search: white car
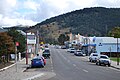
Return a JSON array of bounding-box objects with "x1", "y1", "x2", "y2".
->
[
  {"x1": 96, "y1": 55, "x2": 111, "y2": 67},
  {"x1": 67, "y1": 48, "x2": 76, "y2": 53},
  {"x1": 89, "y1": 53, "x2": 99, "y2": 62},
  {"x1": 74, "y1": 50, "x2": 86, "y2": 56}
]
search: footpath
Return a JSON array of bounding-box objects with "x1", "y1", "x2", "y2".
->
[
  {"x1": 0, "y1": 49, "x2": 44, "y2": 80},
  {"x1": 0, "y1": 58, "x2": 44, "y2": 80},
  {"x1": 110, "y1": 60, "x2": 120, "y2": 69}
]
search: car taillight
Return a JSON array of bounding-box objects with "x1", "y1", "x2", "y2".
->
[{"x1": 32, "y1": 61, "x2": 34, "y2": 64}]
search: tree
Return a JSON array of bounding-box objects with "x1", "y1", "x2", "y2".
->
[
  {"x1": 0, "y1": 32, "x2": 14, "y2": 62},
  {"x1": 7, "y1": 29, "x2": 26, "y2": 53},
  {"x1": 108, "y1": 27, "x2": 120, "y2": 38},
  {"x1": 58, "y1": 34, "x2": 69, "y2": 45}
]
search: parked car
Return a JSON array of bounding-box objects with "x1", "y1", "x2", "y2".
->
[
  {"x1": 41, "y1": 56, "x2": 46, "y2": 65},
  {"x1": 31, "y1": 57, "x2": 44, "y2": 68},
  {"x1": 61, "y1": 46, "x2": 66, "y2": 49},
  {"x1": 42, "y1": 49, "x2": 50, "y2": 59},
  {"x1": 74, "y1": 50, "x2": 86, "y2": 56},
  {"x1": 96, "y1": 55, "x2": 111, "y2": 67},
  {"x1": 89, "y1": 53, "x2": 99, "y2": 62},
  {"x1": 67, "y1": 48, "x2": 76, "y2": 53}
]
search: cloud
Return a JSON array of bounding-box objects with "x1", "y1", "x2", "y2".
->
[{"x1": 1, "y1": 0, "x2": 120, "y2": 27}]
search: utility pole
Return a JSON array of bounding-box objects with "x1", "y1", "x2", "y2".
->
[
  {"x1": 35, "y1": 30, "x2": 39, "y2": 55},
  {"x1": 117, "y1": 38, "x2": 119, "y2": 65},
  {"x1": 26, "y1": 32, "x2": 28, "y2": 65},
  {"x1": 105, "y1": 25, "x2": 108, "y2": 36}
]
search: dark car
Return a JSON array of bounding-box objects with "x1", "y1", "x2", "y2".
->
[
  {"x1": 31, "y1": 57, "x2": 44, "y2": 68},
  {"x1": 42, "y1": 49, "x2": 50, "y2": 59}
]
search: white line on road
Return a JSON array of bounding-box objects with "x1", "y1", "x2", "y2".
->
[
  {"x1": 22, "y1": 73, "x2": 44, "y2": 80},
  {"x1": 73, "y1": 64, "x2": 77, "y2": 67},
  {"x1": 67, "y1": 60, "x2": 70, "y2": 63},
  {"x1": 50, "y1": 56, "x2": 54, "y2": 72},
  {"x1": 83, "y1": 69, "x2": 88, "y2": 73}
]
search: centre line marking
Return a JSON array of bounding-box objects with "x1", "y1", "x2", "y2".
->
[
  {"x1": 83, "y1": 69, "x2": 88, "y2": 73},
  {"x1": 73, "y1": 64, "x2": 76, "y2": 67}
]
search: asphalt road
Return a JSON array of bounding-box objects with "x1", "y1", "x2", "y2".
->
[
  {"x1": 47, "y1": 46, "x2": 120, "y2": 80},
  {"x1": 27, "y1": 46, "x2": 120, "y2": 80}
]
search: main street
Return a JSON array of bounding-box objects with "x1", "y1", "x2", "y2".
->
[{"x1": 27, "y1": 46, "x2": 120, "y2": 80}]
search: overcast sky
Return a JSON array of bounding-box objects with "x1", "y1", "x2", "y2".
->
[{"x1": 0, "y1": 0, "x2": 120, "y2": 27}]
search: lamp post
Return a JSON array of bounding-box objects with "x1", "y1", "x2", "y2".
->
[
  {"x1": 26, "y1": 32, "x2": 28, "y2": 65},
  {"x1": 117, "y1": 38, "x2": 119, "y2": 65}
]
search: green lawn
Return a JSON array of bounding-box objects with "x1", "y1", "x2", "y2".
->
[{"x1": 110, "y1": 57, "x2": 120, "y2": 62}]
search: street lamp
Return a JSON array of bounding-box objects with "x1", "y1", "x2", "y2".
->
[
  {"x1": 26, "y1": 32, "x2": 28, "y2": 65},
  {"x1": 116, "y1": 38, "x2": 119, "y2": 65},
  {"x1": 111, "y1": 34, "x2": 119, "y2": 65}
]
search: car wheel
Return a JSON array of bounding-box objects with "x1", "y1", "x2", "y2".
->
[
  {"x1": 108, "y1": 64, "x2": 111, "y2": 67},
  {"x1": 96, "y1": 62, "x2": 98, "y2": 65},
  {"x1": 99, "y1": 63, "x2": 101, "y2": 66}
]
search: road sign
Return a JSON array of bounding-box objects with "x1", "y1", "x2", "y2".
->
[{"x1": 16, "y1": 42, "x2": 19, "y2": 46}]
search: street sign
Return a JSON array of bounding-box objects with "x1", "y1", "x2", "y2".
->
[{"x1": 16, "y1": 42, "x2": 19, "y2": 46}]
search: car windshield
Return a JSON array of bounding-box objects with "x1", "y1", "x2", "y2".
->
[
  {"x1": 100, "y1": 56, "x2": 108, "y2": 59},
  {"x1": 71, "y1": 49, "x2": 75, "y2": 50}
]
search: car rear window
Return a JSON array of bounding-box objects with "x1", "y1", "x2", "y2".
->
[
  {"x1": 44, "y1": 50, "x2": 50, "y2": 53},
  {"x1": 71, "y1": 49, "x2": 75, "y2": 50},
  {"x1": 93, "y1": 54, "x2": 98, "y2": 56},
  {"x1": 32, "y1": 58, "x2": 41, "y2": 60}
]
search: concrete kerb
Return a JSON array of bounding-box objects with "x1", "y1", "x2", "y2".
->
[
  {"x1": 111, "y1": 65, "x2": 120, "y2": 70},
  {"x1": 0, "y1": 58, "x2": 25, "y2": 72},
  {"x1": 84, "y1": 56, "x2": 120, "y2": 70},
  {"x1": 0, "y1": 63, "x2": 16, "y2": 72}
]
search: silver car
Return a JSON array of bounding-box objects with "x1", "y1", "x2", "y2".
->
[
  {"x1": 89, "y1": 53, "x2": 98, "y2": 62},
  {"x1": 96, "y1": 55, "x2": 111, "y2": 67}
]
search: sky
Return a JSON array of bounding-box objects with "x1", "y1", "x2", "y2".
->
[{"x1": 0, "y1": 0, "x2": 120, "y2": 27}]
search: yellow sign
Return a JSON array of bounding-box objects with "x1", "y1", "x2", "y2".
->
[{"x1": 40, "y1": 42, "x2": 44, "y2": 44}]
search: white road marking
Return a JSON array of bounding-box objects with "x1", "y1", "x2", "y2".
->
[
  {"x1": 23, "y1": 73, "x2": 44, "y2": 80},
  {"x1": 50, "y1": 56, "x2": 54, "y2": 72},
  {"x1": 73, "y1": 64, "x2": 77, "y2": 67},
  {"x1": 83, "y1": 69, "x2": 88, "y2": 73},
  {"x1": 67, "y1": 60, "x2": 70, "y2": 63}
]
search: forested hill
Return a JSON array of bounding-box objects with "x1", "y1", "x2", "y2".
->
[{"x1": 27, "y1": 7, "x2": 120, "y2": 42}]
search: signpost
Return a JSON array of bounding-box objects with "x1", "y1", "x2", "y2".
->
[{"x1": 15, "y1": 42, "x2": 19, "y2": 72}]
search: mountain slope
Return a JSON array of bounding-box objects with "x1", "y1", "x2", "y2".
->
[{"x1": 26, "y1": 7, "x2": 120, "y2": 42}]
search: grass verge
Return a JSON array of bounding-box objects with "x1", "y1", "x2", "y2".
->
[{"x1": 110, "y1": 57, "x2": 120, "y2": 62}]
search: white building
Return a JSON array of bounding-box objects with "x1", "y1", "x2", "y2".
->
[
  {"x1": 27, "y1": 32, "x2": 36, "y2": 54},
  {"x1": 89, "y1": 37, "x2": 120, "y2": 54}
]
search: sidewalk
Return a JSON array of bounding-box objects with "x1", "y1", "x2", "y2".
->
[
  {"x1": 0, "y1": 58, "x2": 44, "y2": 80},
  {"x1": 110, "y1": 61, "x2": 120, "y2": 69}
]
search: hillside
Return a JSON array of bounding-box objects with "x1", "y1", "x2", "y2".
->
[{"x1": 26, "y1": 7, "x2": 120, "y2": 43}]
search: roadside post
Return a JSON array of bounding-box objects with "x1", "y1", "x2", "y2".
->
[
  {"x1": 117, "y1": 38, "x2": 119, "y2": 65},
  {"x1": 15, "y1": 42, "x2": 19, "y2": 72},
  {"x1": 26, "y1": 32, "x2": 28, "y2": 65}
]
